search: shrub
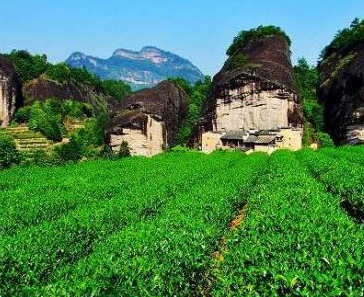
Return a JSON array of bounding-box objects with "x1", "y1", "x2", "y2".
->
[
  {"x1": 169, "y1": 145, "x2": 191, "y2": 152},
  {"x1": 227, "y1": 25, "x2": 291, "y2": 56},
  {"x1": 318, "y1": 132, "x2": 335, "y2": 148},
  {"x1": 0, "y1": 134, "x2": 21, "y2": 169},
  {"x1": 63, "y1": 100, "x2": 93, "y2": 118},
  {"x1": 28, "y1": 101, "x2": 64, "y2": 141},
  {"x1": 320, "y1": 18, "x2": 364, "y2": 59},
  {"x1": 13, "y1": 106, "x2": 31, "y2": 123},
  {"x1": 118, "y1": 141, "x2": 131, "y2": 158},
  {"x1": 53, "y1": 135, "x2": 84, "y2": 163}
]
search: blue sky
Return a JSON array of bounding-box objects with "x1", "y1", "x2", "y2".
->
[{"x1": 0, "y1": 0, "x2": 363, "y2": 75}]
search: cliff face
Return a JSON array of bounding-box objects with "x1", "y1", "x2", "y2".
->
[
  {"x1": 23, "y1": 77, "x2": 117, "y2": 115},
  {"x1": 318, "y1": 43, "x2": 364, "y2": 144},
  {"x1": 202, "y1": 35, "x2": 302, "y2": 133},
  {"x1": 0, "y1": 55, "x2": 22, "y2": 127},
  {"x1": 107, "y1": 81, "x2": 188, "y2": 156}
]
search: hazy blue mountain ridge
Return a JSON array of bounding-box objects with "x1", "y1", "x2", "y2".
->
[{"x1": 66, "y1": 46, "x2": 204, "y2": 90}]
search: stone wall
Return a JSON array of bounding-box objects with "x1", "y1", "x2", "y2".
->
[
  {"x1": 201, "y1": 132, "x2": 222, "y2": 153},
  {"x1": 277, "y1": 128, "x2": 303, "y2": 151},
  {"x1": 110, "y1": 115, "x2": 166, "y2": 156}
]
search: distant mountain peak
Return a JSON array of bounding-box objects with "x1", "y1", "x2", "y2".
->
[{"x1": 66, "y1": 47, "x2": 204, "y2": 90}]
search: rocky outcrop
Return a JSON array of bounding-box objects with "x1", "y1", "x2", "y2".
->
[
  {"x1": 107, "y1": 81, "x2": 188, "y2": 156},
  {"x1": 318, "y1": 42, "x2": 364, "y2": 144},
  {"x1": 23, "y1": 76, "x2": 117, "y2": 115},
  {"x1": 201, "y1": 35, "x2": 302, "y2": 135},
  {"x1": 0, "y1": 54, "x2": 22, "y2": 127}
]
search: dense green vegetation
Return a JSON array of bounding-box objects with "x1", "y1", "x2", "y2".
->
[
  {"x1": 0, "y1": 134, "x2": 20, "y2": 169},
  {"x1": 320, "y1": 18, "x2": 364, "y2": 59},
  {"x1": 0, "y1": 147, "x2": 364, "y2": 296},
  {"x1": 6, "y1": 50, "x2": 132, "y2": 102},
  {"x1": 169, "y1": 77, "x2": 212, "y2": 146},
  {"x1": 227, "y1": 25, "x2": 291, "y2": 56},
  {"x1": 294, "y1": 58, "x2": 333, "y2": 147}
]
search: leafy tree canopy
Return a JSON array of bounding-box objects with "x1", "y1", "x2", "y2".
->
[
  {"x1": 172, "y1": 76, "x2": 212, "y2": 146},
  {"x1": 320, "y1": 18, "x2": 364, "y2": 59},
  {"x1": 6, "y1": 50, "x2": 131, "y2": 102},
  {"x1": 227, "y1": 25, "x2": 291, "y2": 57}
]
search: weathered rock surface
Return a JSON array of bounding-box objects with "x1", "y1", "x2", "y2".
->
[
  {"x1": 0, "y1": 54, "x2": 22, "y2": 127},
  {"x1": 107, "y1": 81, "x2": 188, "y2": 156},
  {"x1": 318, "y1": 42, "x2": 364, "y2": 144},
  {"x1": 23, "y1": 76, "x2": 117, "y2": 114},
  {"x1": 201, "y1": 35, "x2": 302, "y2": 134}
]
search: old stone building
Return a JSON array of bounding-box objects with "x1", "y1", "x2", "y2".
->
[
  {"x1": 107, "y1": 81, "x2": 188, "y2": 156},
  {"x1": 200, "y1": 34, "x2": 303, "y2": 153},
  {"x1": 0, "y1": 55, "x2": 22, "y2": 127}
]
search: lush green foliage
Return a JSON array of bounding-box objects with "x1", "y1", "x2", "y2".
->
[
  {"x1": 227, "y1": 25, "x2": 291, "y2": 56},
  {"x1": 0, "y1": 134, "x2": 20, "y2": 169},
  {"x1": 212, "y1": 150, "x2": 364, "y2": 296},
  {"x1": 1, "y1": 147, "x2": 364, "y2": 295},
  {"x1": 294, "y1": 58, "x2": 324, "y2": 131},
  {"x1": 27, "y1": 100, "x2": 65, "y2": 141},
  {"x1": 294, "y1": 58, "x2": 332, "y2": 147},
  {"x1": 6, "y1": 50, "x2": 49, "y2": 83},
  {"x1": 170, "y1": 76, "x2": 212, "y2": 146},
  {"x1": 7, "y1": 50, "x2": 131, "y2": 102},
  {"x1": 321, "y1": 18, "x2": 364, "y2": 59}
]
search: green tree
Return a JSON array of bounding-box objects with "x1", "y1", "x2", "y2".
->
[
  {"x1": 101, "y1": 79, "x2": 132, "y2": 102},
  {"x1": 6, "y1": 50, "x2": 49, "y2": 83},
  {"x1": 0, "y1": 134, "x2": 21, "y2": 169},
  {"x1": 172, "y1": 76, "x2": 212, "y2": 146},
  {"x1": 320, "y1": 18, "x2": 364, "y2": 59},
  {"x1": 294, "y1": 58, "x2": 324, "y2": 131},
  {"x1": 227, "y1": 25, "x2": 291, "y2": 56},
  {"x1": 46, "y1": 63, "x2": 71, "y2": 83}
]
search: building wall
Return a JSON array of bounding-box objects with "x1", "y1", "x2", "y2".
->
[
  {"x1": 215, "y1": 84, "x2": 297, "y2": 132},
  {"x1": 280, "y1": 128, "x2": 303, "y2": 151},
  {"x1": 110, "y1": 115, "x2": 166, "y2": 157},
  {"x1": 254, "y1": 144, "x2": 276, "y2": 154},
  {"x1": 201, "y1": 132, "x2": 222, "y2": 153}
]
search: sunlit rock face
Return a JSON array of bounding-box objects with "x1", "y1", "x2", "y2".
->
[
  {"x1": 201, "y1": 35, "x2": 302, "y2": 134},
  {"x1": 0, "y1": 55, "x2": 22, "y2": 127},
  {"x1": 319, "y1": 42, "x2": 364, "y2": 144},
  {"x1": 107, "y1": 81, "x2": 188, "y2": 156}
]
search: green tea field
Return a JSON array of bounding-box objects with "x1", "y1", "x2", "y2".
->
[{"x1": 1, "y1": 147, "x2": 364, "y2": 296}]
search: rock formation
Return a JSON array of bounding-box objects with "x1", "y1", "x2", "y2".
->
[
  {"x1": 107, "y1": 81, "x2": 188, "y2": 156},
  {"x1": 318, "y1": 41, "x2": 364, "y2": 144},
  {"x1": 0, "y1": 54, "x2": 22, "y2": 127},
  {"x1": 23, "y1": 76, "x2": 117, "y2": 115},
  {"x1": 201, "y1": 35, "x2": 302, "y2": 135}
]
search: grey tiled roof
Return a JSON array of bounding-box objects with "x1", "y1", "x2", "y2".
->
[
  {"x1": 221, "y1": 131, "x2": 246, "y2": 140},
  {"x1": 244, "y1": 135, "x2": 258, "y2": 143},
  {"x1": 255, "y1": 135, "x2": 276, "y2": 144}
]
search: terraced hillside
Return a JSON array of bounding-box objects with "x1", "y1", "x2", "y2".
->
[
  {"x1": 0, "y1": 149, "x2": 363, "y2": 296},
  {"x1": 0, "y1": 125, "x2": 51, "y2": 151}
]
